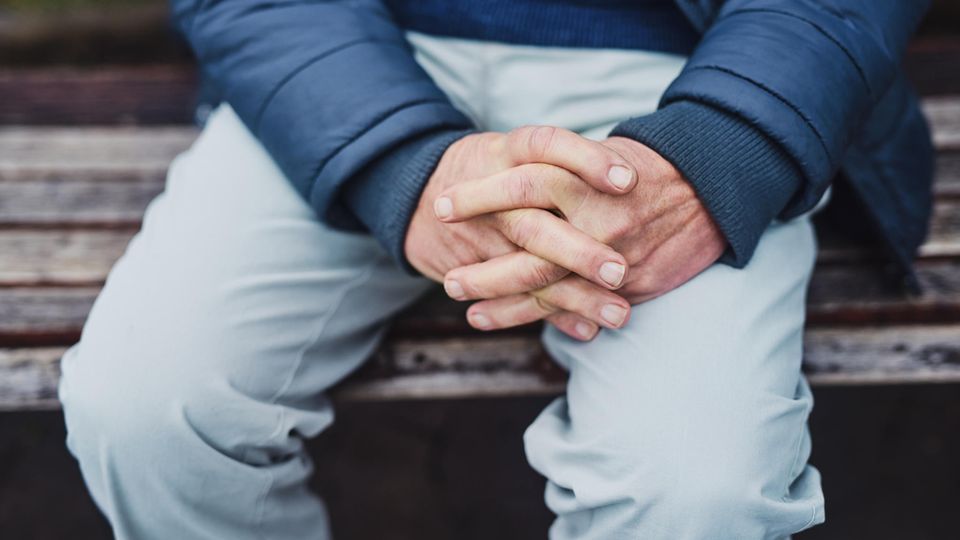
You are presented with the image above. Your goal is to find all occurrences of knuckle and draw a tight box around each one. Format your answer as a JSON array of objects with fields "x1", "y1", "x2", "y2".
[
  {"x1": 463, "y1": 279, "x2": 492, "y2": 300},
  {"x1": 524, "y1": 258, "x2": 568, "y2": 291},
  {"x1": 538, "y1": 262, "x2": 568, "y2": 288},
  {"x1": 508, "y1": 169, "x2": 538, "y2": 207},
  {"x1": 599, "y1": 215, "x2": 632, "y2": 244},
  {"x1": 521, "y1": 261, "x2": 556, "y2": 290},
  {"x1": 631, "y1": 269, "x2": 661, "y2": 293},
  {"x1": 531, "y1": 294, "x2": 556, "y2": 316},
  {"x1": 524, "y1": 125, "x2": 560, "y2": 160},
  {"x1": 506, "y1": 211, "x2": 544, "y2": 248}
]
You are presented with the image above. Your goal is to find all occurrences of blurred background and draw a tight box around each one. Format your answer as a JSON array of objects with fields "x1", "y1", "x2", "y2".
[{"x1": 1, "y1": 1, "x2": 959, "y2": 538}]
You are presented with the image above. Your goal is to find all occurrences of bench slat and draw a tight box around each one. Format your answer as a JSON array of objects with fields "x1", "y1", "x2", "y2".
[
  {"x1": 0, "y1": 127, "x2": 198, "y2": 179},
  {"x1": 2, "y1": 259, "x2": 958, "y2": 347},
  {"x1": 938, "y1": 152, "x2": 960, "y2": 199},
  {"x1": 4, "y1": 323, "x2": 959, "y2": 410},
  {"x1": 4, "y1": 200, "x2": 958, "y2": 286},
  {"x1": 0, "y1": 231, "x2": 133, "y2": 285},
  {"x1": 1, "y1": 152, "x2": 957, "y2": 227},
  {"x1": 0, "y1": 178, "x2": 163, "y2": 227},
  {"x1": 928, "y1": 96, "x2": 960, "y2": 151},
  {"x1": 0, "y1": 95, "x2": 954, "y2": 175},
  {"x1": 806, "y1": 260, "x2": 960, "y2": 325},
  {"x1": 0, "y1": 288, "x2": 100, "y2": 347},
  {"x1": 0, "y1": 97, "x2": 958, "y2": 407},
  {"x1": 0, "y1": 66, "x2": 196, "y2": 126}
]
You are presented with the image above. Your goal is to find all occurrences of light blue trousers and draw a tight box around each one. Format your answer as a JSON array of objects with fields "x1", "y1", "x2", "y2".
[{"x1": 59, "y1": 33, "x2": 825, "y2": 539}]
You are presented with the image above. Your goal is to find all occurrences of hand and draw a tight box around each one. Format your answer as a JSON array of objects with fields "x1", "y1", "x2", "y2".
[
  {"x1": 436, "y1": 136, "x2": 726, "y2": 332},
  {"x1": 405, "y1": 127, "x2": 639, "y2": 338}
]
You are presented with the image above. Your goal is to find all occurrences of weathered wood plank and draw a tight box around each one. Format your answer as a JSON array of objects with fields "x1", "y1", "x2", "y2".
[
  {"x1": 937, "y1": 152, "x2": 960, "y2": 198},
  {"x1": 0, "y1": 66, "x2": 197, "y2": 125},
  {"x1": 4, "y1": 200, "x2": 957, "y2": 286},
  {"x1": 806, "y1": 260, "x2": 960, "y2": 325},
  {"x1": 803, "y1": 325, "x2": 960, "y2": 385},
  {"x1": 0, "y1": 288, "x2": 99, "y2": 347},
  {"x1": 0, "y1": 347, "x2": 62, "y2": 411},
  {"x1": 0, "y1": 178, "x2": 163, "y2": 227},
  {"x1": 2, "y1": 259, "x2": 958, "y2": 347},
  {"x1": 4, "y1": 324, "x2": 960, "y2": 410},
  {"x1": 1, "y1": 150, "x2": 957, "y2": 228},
  {"x1": 0, "y1": 127, "x2": 198, "y2": 181},
  {"x1": 0, "y1": 97, "x2": 954, "y2": 174},
  {"x1": 0, "y1": 95, "x2": 953, "y2": 227},
  {"x1": 0, "y1": 231, "x2": 134, "y2": 286},
  {"x1": 928, "y1": 96, "x2": 960, "y2": 151}
]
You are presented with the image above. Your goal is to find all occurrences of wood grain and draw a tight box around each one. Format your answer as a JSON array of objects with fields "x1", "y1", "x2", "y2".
[
  {"x1": 0, "y1": 288, "x2": 99, "y2": 347},
  {"x1": 928, "y1": 96, "x2": 960, "y2": 151},
  {"x1": 0, "y1": 231, "x2": 134, "y2": 285},
  {"x1": 5, "y1": 324, "x2": 960, "y2": 410},
  {"x1": 0, "y1": 66, "x2": 197, "y2": 125},
  {"x1": 0, "y1": 126, "x2": 197, "y2": 180},
  {"x1": 0, "y1": 91, "x2": 958, "y2": 408},
  {"x1": 3, "y1": 200, "x2": 957, "y2": 287},
  {"x1": 2, "y1": 258, "x2": 958, "y2": 347}
]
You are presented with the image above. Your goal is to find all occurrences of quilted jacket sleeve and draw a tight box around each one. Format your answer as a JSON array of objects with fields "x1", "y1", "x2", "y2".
[
  {"x1": 170, "y1": 0, "x2": 474, "y2": 264},
  {"x1": 614, "y1": 0, "x2": 930, "y2": 265}
]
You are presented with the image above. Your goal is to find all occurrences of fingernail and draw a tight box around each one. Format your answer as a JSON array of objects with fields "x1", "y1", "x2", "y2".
[
  {"x1": 575, "y1": 321, "x2": 597, "y2": 339},
  {"x1": 599, "y1": 262, "x2": 626, "y2": 287},
  {"x1": 607, "y1": 165, "x2": 633, "y2": 190},
  {"x1": 469, "y1": 313, "x2": 492, "y2": 330},
  {"x1": 444, "y1": 279, "x2": 465, "y2": 300},
  {"x1": 434, "y1": 197, "x2": 453, "y2": 219},
  {"x1": 601, "y1": 304, "x2": 628, "y2": 327}
]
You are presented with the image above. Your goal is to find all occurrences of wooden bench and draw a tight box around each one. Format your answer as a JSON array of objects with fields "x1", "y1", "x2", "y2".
[{"x1": 2, "y1": 54, "x2": 960, "y2": 410}]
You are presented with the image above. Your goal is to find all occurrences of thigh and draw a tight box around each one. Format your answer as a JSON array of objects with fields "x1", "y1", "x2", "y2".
[
  {"x1": 530, "y1": 216, "x2": 823, "y2": 537},
  {"x1": 549, "y1": 215, "x2": 815, "y2": 425},
  {"x1": 64, "y1": 104, "x2": 432, "y2": 434}
]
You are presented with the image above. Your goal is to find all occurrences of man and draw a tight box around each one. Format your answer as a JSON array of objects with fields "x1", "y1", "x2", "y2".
[{"x1": 59, "y1": 1, "x2": 933, "y2": 538}]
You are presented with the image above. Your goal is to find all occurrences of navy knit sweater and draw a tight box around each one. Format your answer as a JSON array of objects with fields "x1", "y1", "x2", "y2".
[{"x1": 344, "y1": 0, "x2": 802, "y2": 270}]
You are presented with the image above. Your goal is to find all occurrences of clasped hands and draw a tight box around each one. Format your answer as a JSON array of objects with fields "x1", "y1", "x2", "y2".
[{"x1": 405, "y1": 126, "x2": 726, "y2": 341}]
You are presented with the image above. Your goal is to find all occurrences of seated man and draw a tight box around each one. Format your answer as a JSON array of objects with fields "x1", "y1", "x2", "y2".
[{"x1": 59, "y1": 1, "x2": 933, "y2": 538}]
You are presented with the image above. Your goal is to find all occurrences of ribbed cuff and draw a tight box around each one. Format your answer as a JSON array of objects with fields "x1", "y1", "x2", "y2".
[
  {"x1": 610, "y1": 101, "x2": 803, "y2": 267},
  {"x1": 343, "y1": 128, "x2": 475, "y2": 274}
]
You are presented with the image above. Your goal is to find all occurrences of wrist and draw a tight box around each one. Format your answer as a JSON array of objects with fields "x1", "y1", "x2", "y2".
[
  {"x1": 610, "y1": 101, "x2": 802, "y2": 267},
  {"x1": 345, "y1": 128, "x2": 475, "y2": 274}
]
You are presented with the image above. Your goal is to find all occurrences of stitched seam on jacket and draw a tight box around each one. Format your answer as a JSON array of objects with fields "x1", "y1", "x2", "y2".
[
  {"x1": 305, "y1": 97, "x2": 454, "y2": 205},
  {"x1": 724, "y1": 7, "x2": 873, "y2": 96},
  {"x1": 251, "y1": 37, "x2": 409, "y2": 132},
  {"x1": 678, "y1": 65, "x2": 833, "y2": 165}
]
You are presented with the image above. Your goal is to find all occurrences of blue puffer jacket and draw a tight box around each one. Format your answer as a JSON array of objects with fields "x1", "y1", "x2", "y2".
[{"x1": 170, "y1": 0, "x2": 933, "y2": 279}]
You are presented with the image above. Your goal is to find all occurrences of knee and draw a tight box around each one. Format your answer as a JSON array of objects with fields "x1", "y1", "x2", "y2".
[
  {"x1": 644, "y1": 453, "x2": 823, "y2": 536},
  {"x1": 526, "y1": 393, "x2": 821, "y2": 537},
  {"x1": 60, "y1": 321, "x2": 330, "y2": 473},
  {"x1": 649, "y1": 462, "x2": 765, "y2": 529},
  {"x1": 60, "y1": 341, "x2": 199, "y2": 463},
  {"x1": 568, "y1": 434, "x2": 811, "y2": 536}
]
